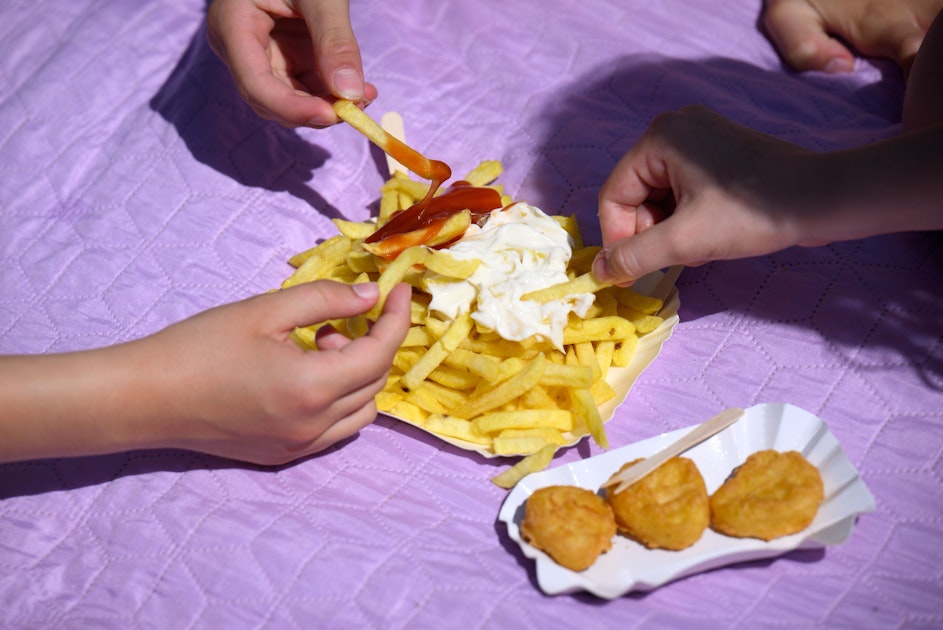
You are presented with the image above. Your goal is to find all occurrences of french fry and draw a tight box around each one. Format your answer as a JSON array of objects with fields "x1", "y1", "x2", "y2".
[
  {"x1": 423, "y1": 413, "x2": 491, "y2": 446},
  {"x1": 493, "y1": 434, "x2": 552, "y2": 456},
  {"x1": 283, "y1": 235, "x2": 352, "y2": 287},
  {"x1": 539, "y1": 363, "x2": 594, "y2": 389},
  {"x1": 568, "y1": 245, "x2": 601, "y2": 274},
  {"x1": 367, "y1": 245, "x2": 428, "y2": 320},
  {"x1": 442, "y1": 348, "x2": 501, "y2": 381},
  {"x1": 498, "y1": 427, "x2": 567, "y2": 446},
  {"x1": 570, "y1": 387, "x2": 608, "y2": 449},
  {"x1": 520, "y1": 271, "x2": 611, "y2": 303},
  {"x1": 333, "y1": 99, "x2": 450, "y2": 184},
  {"x1": 423, "y1": 249, "x2": 480, "y2": 279},
  {"x1": 617, "y1": 304, "x2": 665, "y2": 334},
  {"x1": 331, "y1": 218, "x2": 376, "y2": 240},
  {"x1": 473, "y1": 409, "x2": 574, "y2": 434},
  {"x1": 491, "y1": 444, "x2": 558, "y2": 488},
  {"x1": 362, "y1": 209, "x2": 471, "y2": 259},
  {"x1": 426, "y1": 363, "x2": 480, "y2": 391},
  {"x1": 457, "y1": 354, "x2": 548, "y2": 419},
  {"x1": 400, "y1": 313, "x2": 474, "y2": 392},
  {"x1": 401, "y1": 326, "x2": 434, "y2": 347},
  {"x1": 611, "y1": 333, "x2": 639, "y2": 367},
  {"x1": 464, "y1": 160, "x2": 503, "y2": 187},
  {"x1": 381, "y1": 176, "x2": 430, "y2": 201},
  {"x1": 563, "y1": 315, "x2": 635, "y2": 344},
  {"x1": 614, "y1": 288, "x2": 663, "y2": 315}
]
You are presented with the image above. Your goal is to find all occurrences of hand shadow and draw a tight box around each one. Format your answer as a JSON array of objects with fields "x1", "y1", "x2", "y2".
[{"x1": 149, "y1": 22, "x2": 346, "y2": 220}]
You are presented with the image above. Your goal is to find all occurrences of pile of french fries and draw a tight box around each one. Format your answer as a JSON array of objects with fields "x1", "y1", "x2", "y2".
[
  {"x1": 281, "y1": 165, "x2": 667, "y2": 489},
  {"x1": 281, "y1": 102, "x2": 669, "y2": 488}
]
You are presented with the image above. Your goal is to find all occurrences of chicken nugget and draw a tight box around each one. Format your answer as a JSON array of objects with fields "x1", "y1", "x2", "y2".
[
  {"x1": 604, "y1": 457, "x2": 709, "y2": 551},
  {"x1": 520, "y1": 485, "x2": 616, "y2": 571},
  {"x1": 710, "y1": 449, "x2": 824, "y2": 541}
]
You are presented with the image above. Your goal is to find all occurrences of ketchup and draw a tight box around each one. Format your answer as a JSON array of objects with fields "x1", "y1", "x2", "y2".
[
  {"x1": 365, "y1": 182, "x2": 502, "y2": 247},
  {"x1": 365, "y1": 128, "x2": 503, "y2": 258}
]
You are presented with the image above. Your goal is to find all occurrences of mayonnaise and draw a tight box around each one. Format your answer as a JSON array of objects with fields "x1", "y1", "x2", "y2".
[{"x1": 424, "y1": 202, "x2": 594, "y2": 350}]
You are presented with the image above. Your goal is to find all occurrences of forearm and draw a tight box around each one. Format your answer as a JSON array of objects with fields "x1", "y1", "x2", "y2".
[
  {"x1": 0, "y1": 342, "x2": 166, "y2": 462},
  {"x1": 799, "y1": 125, "x2": 943, "y2": 244}
]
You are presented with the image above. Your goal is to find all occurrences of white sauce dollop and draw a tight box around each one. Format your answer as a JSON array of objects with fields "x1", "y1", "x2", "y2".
[{"x1": 424, "y1": 202, "x2": 594, "y2": 350}]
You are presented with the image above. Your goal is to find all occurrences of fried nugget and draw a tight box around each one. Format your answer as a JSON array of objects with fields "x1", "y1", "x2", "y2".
[
  {"x1": 710, "y1": 449, "x2": 824, "y2": 541},
  {"x1": 520, "y1": 485, "x2": 616, "y2": 571},
  {"x1": 604, "y1": 457, "x2": 709, "y2": 551}
]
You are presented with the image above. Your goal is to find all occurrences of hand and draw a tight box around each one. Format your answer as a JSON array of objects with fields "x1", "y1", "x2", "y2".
[
  {"x1": 592, "y1": 105, "x2": 828, "y2": 285},
  {"x1": 206, "y1": 0, "x2": 377, "y2": 127},
  {"x1": 592, "y1": 104, "x2": 943, "y2": 286},
  {"x1": 762, "y1": 0, "x2": 943, "y2": 76},
  {"x1": 0, "y1": 280, "x2": 411, "y2": 465},
  {"x1": 141, "y1": 281, "x2": 412, "y2": 464}
]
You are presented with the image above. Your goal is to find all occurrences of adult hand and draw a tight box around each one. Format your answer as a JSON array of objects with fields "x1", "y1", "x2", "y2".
[
  {"x1": 762, "y1": 0, "x2": 943, "y2": 76},
  {"x1": 206, "y1": 0, "x2": 377, "y2": 127}
]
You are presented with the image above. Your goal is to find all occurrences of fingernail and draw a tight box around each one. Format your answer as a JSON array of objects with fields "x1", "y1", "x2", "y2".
[
  {"x1": 350, "y1": 282, "x2": 380, "y2": 300},
  {"x1": 824, "y1": 57, "x2": 853, "y2": 73},
  {"x1": 352, "y1": 282, "x2": 378, "y2": 299},
  {"x1": 306, "y1": 114, "x2": 334, "y2": 128},
  {"x1": 333, "y1": 68, "x2": 364, "y2": 101},
  {"x1": 592, "y1": 251, "x2": 614, "y2": 283}
]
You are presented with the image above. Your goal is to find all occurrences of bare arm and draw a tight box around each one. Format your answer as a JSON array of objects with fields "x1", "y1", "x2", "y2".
[
  {"x1": 0, "y1": 281, "x2": 411, "y2": 465},
  {"x1": 594, "y1": 10, "x2": 943, "y2": 285},
  {"x1": 763, "y1": 0, "x2": 943, "y2": 76}
]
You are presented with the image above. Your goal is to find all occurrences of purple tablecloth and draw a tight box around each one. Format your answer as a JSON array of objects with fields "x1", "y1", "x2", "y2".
[{"x1": 2, "y1": 0, "x2": 941, "y2": 627}]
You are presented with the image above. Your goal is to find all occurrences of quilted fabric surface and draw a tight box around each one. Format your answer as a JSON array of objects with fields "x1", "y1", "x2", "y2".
[{"x1": 2, "y1": 0, "x2": 942, "y2": 627}]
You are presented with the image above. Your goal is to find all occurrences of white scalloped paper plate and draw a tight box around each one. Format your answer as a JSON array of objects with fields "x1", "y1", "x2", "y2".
[
  {"x1": 382, "y1": 270, "x2": 680, "y2": 457},
  {"x1": 497, "y1": 403, "x2": 876, "y2": 599}
]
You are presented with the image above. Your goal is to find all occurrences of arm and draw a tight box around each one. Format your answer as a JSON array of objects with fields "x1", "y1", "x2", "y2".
[
  {"x1": 0, "y1": 281, "x2": 411, "y2": 465},
  {"x1": 205, "y1": 0, "x2": 377, "y2": 127},
  {"x1": 593, "y1": 10, "x2": 943, "y2": 285}
]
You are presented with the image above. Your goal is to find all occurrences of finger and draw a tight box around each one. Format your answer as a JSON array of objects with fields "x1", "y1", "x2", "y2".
[
  {"x1": 855, "y1": 21, "x2": 926, "y2": 72},
  {"x1": 347, "y1": 283, "x2": 411, "y2": 357},
  {"x1": 289, "y1": 355, "x2": 392, "y2": 457},
  {"x1": 593, "y1": 220, "x2": 690, "y2": 285},
  {"x1": 206, "y1": 0, "x2": 335, "y2": 126},
  {"x1": 296, "y1": 283, "x2": 409, "y2": 400},
  {"x1": 297, "y1": 0, "x2": 367, "y2": 103},
  {"x1": 305, "y1": 400, "x2": 380, "y2": 453},
  {"x1": 598, "y1": 155, "x2": 649, "y2": 245},
  {"x1": 762, "y1": 0, "x2": 855, "y2": 73},
  {"x1": 315, "y1": 326, "x2": 353, "y2": 351},
  {"x1": 266, "y1": 281, "x2": 381, "y2": 333}
]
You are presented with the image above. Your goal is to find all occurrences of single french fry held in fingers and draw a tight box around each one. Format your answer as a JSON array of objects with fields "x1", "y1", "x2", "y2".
[
  {"x1": 521, "y1": 271, "x2": 612, "y2": 303},
  {"x1": 333, "y1": 100, "x2": 451, "y2": 186}
]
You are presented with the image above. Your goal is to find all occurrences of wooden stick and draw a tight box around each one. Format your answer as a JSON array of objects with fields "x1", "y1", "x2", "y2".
[
  {"x1": 380, "y1": 111, "x2": 408, "y2": 177},
  {"x1": 651, "y1": 264, "x2": 684, "y2": 302},
  {"x1": 602, "y1": 407, "x2": 745, "y2": 495}
]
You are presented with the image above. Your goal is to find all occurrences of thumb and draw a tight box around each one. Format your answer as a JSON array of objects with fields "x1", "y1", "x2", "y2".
[
  {"x1": 593, "y1": 223, "x2": 685, "y2": 285},
  {"x1": 763, "y1": 1, "x2": 855, "y2": 73},
  {"x1": 298, "y1": 0, "x2": 366, "y2": 102}
]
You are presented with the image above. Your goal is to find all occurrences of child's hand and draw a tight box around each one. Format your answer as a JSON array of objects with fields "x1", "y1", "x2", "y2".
[
  {"x1": 139, "y1": 280, "x2": 411, "y2": 464},
  {"x1": 206, "y1": 0, "x2": 377, "y2": 127},
  {"x1": 592, "y1": 105, "x2": 819, "y2": 285},
  {"x1": 763, "y1": 0, "x2": 942, "y2": 77}
]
